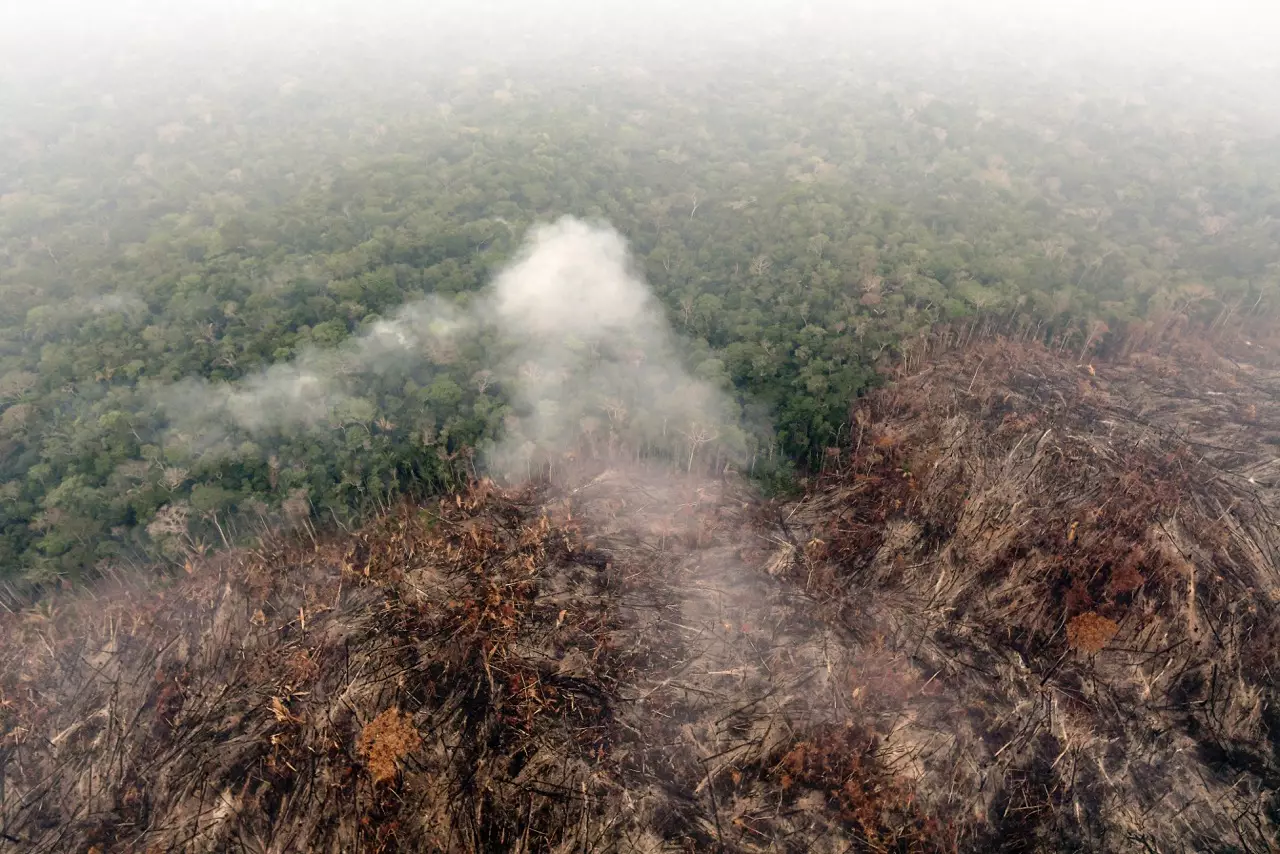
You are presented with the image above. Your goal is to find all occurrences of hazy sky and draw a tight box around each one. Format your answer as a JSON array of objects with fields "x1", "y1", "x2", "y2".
[{"x1": 5, "y1": 0, "x2": 1278, "y2": 74}]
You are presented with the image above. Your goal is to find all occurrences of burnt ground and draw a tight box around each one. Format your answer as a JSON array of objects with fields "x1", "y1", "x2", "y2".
[
  {"x1": 0, "y1": 335, "x2": 1277, "y2": 852},
  {"x1": 787, "y1": 334, "x2": 1280, "y2": 851},
  {"x1": 0, "y1": 466, "x2": 934, "y2": 853}
]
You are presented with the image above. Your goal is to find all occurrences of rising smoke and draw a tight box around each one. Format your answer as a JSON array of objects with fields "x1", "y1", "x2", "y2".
[
  {"x1": 158, "y1": 217, "x2": 745, "y2": 478},
  {"x1": 487, "y1": 218, "x2": 742, "y2": 477}
]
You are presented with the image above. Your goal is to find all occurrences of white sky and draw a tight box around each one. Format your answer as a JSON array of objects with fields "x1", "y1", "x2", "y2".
[{"x1": 3, "y1": 0, "x2": 1278, "y2": 78}]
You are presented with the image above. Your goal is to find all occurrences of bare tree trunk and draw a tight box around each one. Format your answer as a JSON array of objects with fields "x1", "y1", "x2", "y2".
[{"x1": 211, "y1": 512, "x2": 230, "y2": 549}]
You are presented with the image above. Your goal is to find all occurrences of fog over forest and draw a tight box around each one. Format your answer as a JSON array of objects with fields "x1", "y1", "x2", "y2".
[
  {"x1": 3, "y1": 0, "x2": 1280, "y2": 580},
  {"x1": 3, "y1": 1, "x2": 1280, "y2": 851}
]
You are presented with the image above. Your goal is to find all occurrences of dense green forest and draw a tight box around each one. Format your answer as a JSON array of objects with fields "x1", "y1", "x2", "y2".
[{"x1": 2, "y1": 49, "x2": 1278, "y2": 581}]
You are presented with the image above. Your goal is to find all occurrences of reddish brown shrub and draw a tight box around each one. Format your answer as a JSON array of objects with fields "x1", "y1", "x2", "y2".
[
  {"x1": 358, "y1": 709, "x2": 421, "y2": 784},
  {"x1": 1067, "y1": 612, "x2": 1119, "y2": 654}
]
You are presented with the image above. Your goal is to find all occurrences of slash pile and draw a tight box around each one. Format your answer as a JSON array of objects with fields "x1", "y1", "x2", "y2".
[
  {"x1": 0, "y1": 467, "x2": 944, "y2": 853},
  {"x1": 789, "y1": 335, "x2": 1280, "y2": 851},
  {"x1": 0, "y1": 483, "x2": 629, "y2": 852}
]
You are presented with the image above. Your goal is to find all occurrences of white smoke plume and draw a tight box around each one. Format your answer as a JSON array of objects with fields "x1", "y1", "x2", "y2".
[
  {"x1": 157, "y1": 295, "x2": 476, "y2": 455},
  {"x1": 487, "y1": 218, "x2": 743, "y2": 478},
  {"x1": 158, "y1": 217, "x2": 745, "y2": 477}
]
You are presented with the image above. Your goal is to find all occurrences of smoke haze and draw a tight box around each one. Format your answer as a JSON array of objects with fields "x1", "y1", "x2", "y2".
[
  {"x1": 487, "y1": 219, "x2": 740, "y2": 477},
  {"x1": 159, "y1": 297, "x2": 476, "y2": 453},
  {"x1": 159, "y1": 217, "x2": 741, "y2": 478},
  {"x1": 5, "y1": 1, "x2": 1279, "y2": 81}
]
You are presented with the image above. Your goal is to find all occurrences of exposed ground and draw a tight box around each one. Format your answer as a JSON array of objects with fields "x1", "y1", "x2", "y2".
[{"x1": 1, "y1": 333, "x2": 1277, "y2": 852}]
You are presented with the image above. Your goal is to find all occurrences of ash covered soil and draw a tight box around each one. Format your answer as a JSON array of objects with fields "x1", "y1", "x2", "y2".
[{"x1": 1, "y1": 337, "x2": 1278, "y2": 852}]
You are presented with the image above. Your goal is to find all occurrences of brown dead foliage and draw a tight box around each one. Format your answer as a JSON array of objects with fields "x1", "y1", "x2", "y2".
[
  {"x1": 785, "y1": 334, "x2": 1280, "y2": 851},
  {"x1": 358, "y1": 709, "x2": 422, "y2": 784},
  {"x1": 774, "y1": 725, "x2": 955, "y2": 852},
  {"x1": 0, "y1": 466, "x2": 942, "y2": 853},
  {"x1": 1066, "y1": 612, "x2": 1119, "y2": 654},
  {"x1": 0, "y1": 478, "x2": 633, "y2": 852}
]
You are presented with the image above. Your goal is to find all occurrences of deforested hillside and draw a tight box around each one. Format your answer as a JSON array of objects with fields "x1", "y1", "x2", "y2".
[
  {"x1": 787, "y1": 332, "x2": 1280, "y2": 850},
  {"x1": 0, "y1": 468, "x2": 943, "y2": 852},
  {"x1": 2, "y1": 332, "x2": 1277, "y2": 852}
]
